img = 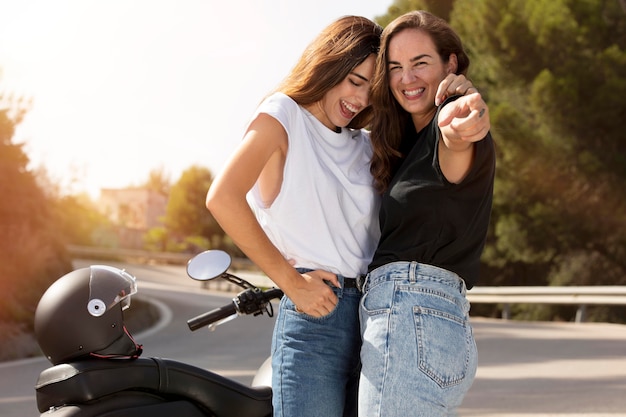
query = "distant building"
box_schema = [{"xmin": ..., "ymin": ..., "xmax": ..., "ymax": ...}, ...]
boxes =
[{"xmin": 99, "ymin": 187, "xmax": 167, "ymax": 248}]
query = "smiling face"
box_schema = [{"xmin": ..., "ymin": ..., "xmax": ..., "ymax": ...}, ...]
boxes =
[
  {"xmin": 387, "ymin": 28, "xmax": 457, "ymax": 130},
  {"xmin": 305, "ymin": 54, "xmax": 376, "ymax": 131}
]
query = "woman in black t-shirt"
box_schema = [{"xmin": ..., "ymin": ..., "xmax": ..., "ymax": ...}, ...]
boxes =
[{"xmin": 358, "ymin": 11, "xmax": 495, "ymax": 417}]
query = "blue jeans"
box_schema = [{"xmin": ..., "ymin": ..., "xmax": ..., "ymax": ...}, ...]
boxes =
[
  {"xmin": 358, "ymin": 262, "xmax": 477, "ymax": 417},
  {"xmin": 271, "ymin": 273, "xmax": 362, "ymax": 417}
]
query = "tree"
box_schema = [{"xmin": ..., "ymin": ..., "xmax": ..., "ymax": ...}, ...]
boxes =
[
  {"xmin": 162, "ymin": 165, "xmax": 224, "ymax": 252},
  {"xmin": 143, "ymin": 166, "xmax": 171, "ymax": 197},
  {"xmin": 0, "ymin": 92, "xmax": 72, "ymax": 326},
  {"xmin": 449, "ymin": 0, "xmax": 626, "ymax": 292},
  {"xmin": 376, "ymin": 0, "xmax": 626, "ymax": 321},
  {"xmin": 52, "ymin": 193, "xmax": 114, "ymax": 246},
  {"xmin": 376, "ymin": 0, "xmax": 455, "ymax": 26}
]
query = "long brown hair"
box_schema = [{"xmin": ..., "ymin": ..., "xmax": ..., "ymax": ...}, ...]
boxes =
[
  {"xmin": 369, "ymin": 11, "xmax": 470, "ymax": 193},
  {"xmin": 276, "ymin": 15, "xmax": 382, "ymax": 129}
]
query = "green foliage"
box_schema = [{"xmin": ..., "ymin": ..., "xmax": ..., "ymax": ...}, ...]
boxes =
[
  {"xmin": 182, "ymin": 235, "xmax": 212, "ymax": 253},
  {"xmin": 0, "ymin": 101, "xmax": 72, "ymax": 326},
  {"xmin": 143, "ymin": 226, "xmax": 170, "ymax": 252},
  {"xmin": 52, "ymin": 193, "xmax": 114, "ymax": 246},
  {"xmin": 377, "ymin": 0, "xmax": 626, "ymax": 322},
  {"xmin": 142, "ymin": 166, "xmax": 171, "ymax": 197},
  {"xmin": 219, "ymin": 234, "xmax": 245, "ymax": 258},
  {"xmin": 2, "ymin": 0, "xmax": 624, "ymax": 327},
  {"xmin": 445, "ymin": 0, "xmax": 626, "ymax": 291},
  {"xmin": 375, "ymin": 0, "xmax": 455, "ymax": 26},
  {"xmin": 163, "ymin": 165, "xmax": 224, "ymax": 251}
]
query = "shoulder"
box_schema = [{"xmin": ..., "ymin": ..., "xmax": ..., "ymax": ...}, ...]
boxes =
[
  {"xmin": 245, "ymin": 96, "xmax": 292, "ymax": 143},
  {"xmin": 260, "ymin": 92, "xmax": 299, "ymax": 114},
  {"xmin": 255, "ymin": 93, "xmax": 304, "ymax": 128}
]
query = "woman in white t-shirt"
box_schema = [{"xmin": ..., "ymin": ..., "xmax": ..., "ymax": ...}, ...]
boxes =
[{"xmin": 206, "ymin": 15, "xmax": 481, "ymax": 417}]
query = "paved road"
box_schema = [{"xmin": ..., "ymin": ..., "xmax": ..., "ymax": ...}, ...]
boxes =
[
  {"xmin": 0, "ymin": 261, "xmax": 277, "ymax": 417},
  {"xmin": 461, "ymin": 318, "xmax": 626, "ymax": 416},
  {"xmin": 2, "ymin": 260, "xmax": 626, "ymax": 416}
]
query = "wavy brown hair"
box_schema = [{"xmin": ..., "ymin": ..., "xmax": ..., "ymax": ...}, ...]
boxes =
[
  {"xmin": 275, "ymin": 15, "xmax": 382, "ymax": 130},
  {"xmin": 369, "ymin": 11, "xmax": 470, "ymax": 193}
]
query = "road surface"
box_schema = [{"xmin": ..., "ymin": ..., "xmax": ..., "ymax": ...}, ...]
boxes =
[{"xmin": 2, "ymin": 260, "xmax": 626, "ymax": 416}]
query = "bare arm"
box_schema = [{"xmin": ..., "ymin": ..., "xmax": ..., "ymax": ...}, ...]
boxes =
[{"xmin": 206, "ymin": 113, "xmax": 339, "ymax": 317}]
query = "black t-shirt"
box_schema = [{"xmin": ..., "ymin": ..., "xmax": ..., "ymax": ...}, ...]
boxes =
[{"xmin": 368, "ymin": 99, "xmax": 495, "ymax": 289}]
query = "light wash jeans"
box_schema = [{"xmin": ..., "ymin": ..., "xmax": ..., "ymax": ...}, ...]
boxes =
[
  {"xmin": 358, "ymin": 261, "xmax": 477, "ymax": 417},
  {"xmin": 272, "ymin": 271, "xmax": 362, "ymax": 417}
]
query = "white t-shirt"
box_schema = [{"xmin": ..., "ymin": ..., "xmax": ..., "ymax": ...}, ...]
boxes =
[{"xmin": 247, "ymin": 92, "xmax": 380, "ymax": 277}]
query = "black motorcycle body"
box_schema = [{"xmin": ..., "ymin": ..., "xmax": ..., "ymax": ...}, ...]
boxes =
[
  {"xmin": 35, "ymin": 357, "xmax": 272, "ymax": 417},
  {"xmin": 34, "ymin": 250, "xmax": 281, "ymax": 417}
]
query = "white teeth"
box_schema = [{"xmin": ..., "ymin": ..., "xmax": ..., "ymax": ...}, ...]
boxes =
[
  {"xmin": 404, "ymin": 88, "xmax": 425, "ymax": 97},
  {"xmin": 342, "ymin": 100, "xmax": 358, "ymax": 113}
]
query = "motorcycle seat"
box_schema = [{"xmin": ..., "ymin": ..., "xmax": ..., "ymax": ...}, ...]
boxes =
[{"xmin": 35, "ymin": 357, "xmax": 273, "ymax": 417}]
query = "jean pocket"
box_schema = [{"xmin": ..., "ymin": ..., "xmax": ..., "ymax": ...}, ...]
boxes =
[
  {"xmin": 284, "ymin": 295, "xmax": 339, "ymax": 322},
  {"xmin": 361, "ymin": 281, "xmax": 394, "ymax": 316},
  {"xmin": 413, "ymin": 305, "xmax": 473, "ymax": 388}
]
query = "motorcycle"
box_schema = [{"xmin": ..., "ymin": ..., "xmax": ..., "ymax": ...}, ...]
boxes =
[{"xmin": 33, "ymin": 250, "xmax": 282, "ymax": 417}]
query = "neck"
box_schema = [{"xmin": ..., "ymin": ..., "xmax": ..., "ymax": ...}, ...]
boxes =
[
  {"xmin": 304, "ymin": 102, "xmax": 339, "ymax": 132},
  {"xmin": 411, "ymin": 107, "xmax": 437, "ymax": 133}
]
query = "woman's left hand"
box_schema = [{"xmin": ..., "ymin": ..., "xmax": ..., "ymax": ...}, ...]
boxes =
[
  {"xmin": 437, "ymin": 92, "xmax": 490, "ymax": 183},
  {"xmin": 435, "ymin": 74, "xmax": 478, "ymax": 106},
  {"xmin": 438, "ymin": 92, "xmax": 490, "ymax": 143}
]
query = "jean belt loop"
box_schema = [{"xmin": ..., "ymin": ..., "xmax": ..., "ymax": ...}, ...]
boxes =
[
  {"xmin": 459, "ymin": 277, "xmax": 467, "ymax": 296},
  {"xmin": 409, "ymin": 261, "xmax": 417, "ymax": 283},
  {"xmin": 335, "ymin": 275, "xmax": 344, "ymax": 297},
  {"xmin": 357, "ymin": 274, "xmax": 367, "ymax": 293}
]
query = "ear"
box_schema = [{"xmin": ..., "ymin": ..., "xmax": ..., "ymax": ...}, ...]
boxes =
[{"xmin": 447, "ymin": 53, "xmax": 458, "ymax": 74}]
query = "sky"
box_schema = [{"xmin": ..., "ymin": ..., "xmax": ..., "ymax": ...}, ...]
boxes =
[{"xmin": 0, "ymin": 0, "xmax": 391, "ymax": 198}]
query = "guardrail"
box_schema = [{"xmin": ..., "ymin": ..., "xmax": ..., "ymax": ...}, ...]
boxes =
[
  {"xmin": 68, "ymin": 246, "xmax": 626, "ymax": 323},
  {"xmin": 67, "ymin": 245, "xmax": 191, "ymax": 264},
  {"xmin": 468, "ymin": 286, "xmax": 626, "ymax": 322}
]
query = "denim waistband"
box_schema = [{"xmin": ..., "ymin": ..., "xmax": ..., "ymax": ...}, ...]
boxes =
[
  {"xmin": 363, "ymin": 261, "xmax": 466, "ymax": 295},
  {"xmin": 295, "ymin": 268, "xmax": 362, "ymax": 293}
]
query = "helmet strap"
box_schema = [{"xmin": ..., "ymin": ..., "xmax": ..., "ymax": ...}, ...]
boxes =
[{"xmin": 89, "ymin": 325, "xmax": 143, "ymax": 360}]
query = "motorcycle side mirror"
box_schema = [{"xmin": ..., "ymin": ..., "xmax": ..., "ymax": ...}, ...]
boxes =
[{"xmin": 186, "ymin": 250, "xmax": 232, "ymax": 281}]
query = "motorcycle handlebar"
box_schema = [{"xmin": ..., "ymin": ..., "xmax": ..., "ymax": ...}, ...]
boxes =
[
  {"xmin": 187, "ymin": 304, "xmax": 238, "ymax": 331},
  {"xmin": 187, "ymin": 287, "xmax": 284, "ymax": 331}
]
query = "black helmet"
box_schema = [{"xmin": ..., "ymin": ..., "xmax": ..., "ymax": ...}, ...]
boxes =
[{"xmin": 35, "ymin": 265, "xmax": 142, "ymax": 365}]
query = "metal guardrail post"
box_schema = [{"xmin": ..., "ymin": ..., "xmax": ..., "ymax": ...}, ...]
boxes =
[
  {"xmin": 502, "ymin": 303, "xmax": 511, "ymax": 320},
  {"xmin": 575, "ymin": 305, "xmax": 587, "ymax": 323}
]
